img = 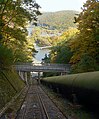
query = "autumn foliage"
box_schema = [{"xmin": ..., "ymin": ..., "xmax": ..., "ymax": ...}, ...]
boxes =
[{"xmin": 48, "ymin": 0, "xmax": 99, "ymax": 73}]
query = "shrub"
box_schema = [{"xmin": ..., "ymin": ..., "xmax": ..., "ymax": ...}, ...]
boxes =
[{"xmin": 0, "ymin": 45, "xmax": 14, "ymax": 69}]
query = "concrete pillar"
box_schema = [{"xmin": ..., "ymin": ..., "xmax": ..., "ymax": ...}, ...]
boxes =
[
  {"xmin": 61, "ymin": 72, "xmax": 67, "ymax": 76},
  {"xmin": 61, "ymin": 72, "xmax": 63, "ymax": 76},
  {"xmin": 38, "ymin": 72, "xmax": 40, "ymax": 84},
  {"xmin": 20, "ymin": 72, "xmax": 24, "ymax": 80},
  {"xmin": 30, "ymin": 72, "xmax": 32, "ymax": 85},
  {"xmin": 18, "ymin": 71, "xmax": 21, "ymax": 76},
  {"xmin": 25, "ymin": 72, "xmax": 28, "ymax": 85}
]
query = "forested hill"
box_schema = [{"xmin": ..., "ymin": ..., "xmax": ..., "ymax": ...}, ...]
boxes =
[{"xmin": 38, "ymin": 10, "xmax": 79, "ymax": 30}]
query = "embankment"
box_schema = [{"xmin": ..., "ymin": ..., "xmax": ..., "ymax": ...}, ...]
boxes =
[{"xmin": 0, "ymin": 69, "xmax": 25, "ymax": 110}]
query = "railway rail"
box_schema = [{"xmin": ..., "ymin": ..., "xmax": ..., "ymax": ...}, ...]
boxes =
[{"xmin": 16, "ymin": 84, "xmax": 67, "ymax": 119}]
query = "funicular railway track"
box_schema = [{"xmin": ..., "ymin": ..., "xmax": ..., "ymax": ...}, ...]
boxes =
[{"xmin": 16, "ymin": 84, "xmax": 67, "ymax": 119}]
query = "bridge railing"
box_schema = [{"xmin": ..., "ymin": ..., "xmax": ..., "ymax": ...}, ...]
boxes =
[
  {"xmin": 15, "ymin": 62, "xmax": 71, "ymax": 67},
  {"xmin": 14, "ymin": 63, "xmax": 71, "ymax": 73}
]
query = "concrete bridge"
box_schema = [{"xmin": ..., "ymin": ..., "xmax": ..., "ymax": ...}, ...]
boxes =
[
  {"xmin": 15, "ymin": 63, "xmax": 70, "ymax": 73},
  {"xmin": 36, "ymin": 46, "xmax": 52, "ymax": 50},
  {"xmin": 14, "ymin": 63, "xmax": 71, "ymax": 85}
]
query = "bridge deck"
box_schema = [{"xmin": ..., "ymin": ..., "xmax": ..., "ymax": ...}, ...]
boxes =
[{"xmin": 15, "ymin": 63, "xmax": 71, "ymax": 73}]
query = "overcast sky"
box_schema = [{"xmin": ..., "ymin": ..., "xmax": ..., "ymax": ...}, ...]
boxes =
[{"xmin": 36, "ymin": 0, "xmax": 87, "ymax": 12}]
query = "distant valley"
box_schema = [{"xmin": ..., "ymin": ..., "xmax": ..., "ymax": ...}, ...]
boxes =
[{"xmin": 31, "ymin": 10, "xmax": 79, "ymax": 46}]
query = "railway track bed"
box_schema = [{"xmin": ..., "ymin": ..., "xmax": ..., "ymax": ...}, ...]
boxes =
[{"xmin": 16, "ymin": 85, "xmax": 67, "ymax": 119}]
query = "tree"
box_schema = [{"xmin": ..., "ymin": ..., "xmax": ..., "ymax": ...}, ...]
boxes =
[
  {"xmin": 0, "ymin": 0, "xmax": 41, "ymax": 66},
  {"xmin": 49, "ymin": 28, "xmax": 78, "ymax": 64},
  {"xmin": 42, "ymin": 54, "xmax": 50, "ymax": 63},
  {"xmin": 0, "ymin": 0, "xmax": 41, "ymax": 43},
  {"xmin": 0, "ymin": 45, "xmax": 14, "ymax": 68},
  {"xmin": 50, "ymin": 44, "xmax": 72, "ymax": 64},
  {"xmin": 70, "ymin": 0, "xmax": 99, "ymax": 72}
]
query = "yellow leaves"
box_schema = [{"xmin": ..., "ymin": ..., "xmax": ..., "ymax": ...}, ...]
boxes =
[
  {"xmin": 50, "ymin": 53, "xmax": 57, "ymax": 63},
  {"xmin": 70, "ymin": 49, "xmax": 83, "ymax": 64},
  {"xmin": 56, "ymin": 28, "xmax": 79, "ymax": 45},
  {"xmin": 70, "ymin": 54, "xmax": 80, "ymax": 64},
  {"xmin": 87, "ymin": 28, "xmax": 92, "ymax": 31},
  {"xmin": 70, "ymin": 32, "xmax": 98, "ymax": 64},
  {"xmin": 62, "ymin": 28, "xmax": 79, "ymax": 38},
  {"xmin": 69, "ymin": 0, "xmax": 99, "ymax": 72}
]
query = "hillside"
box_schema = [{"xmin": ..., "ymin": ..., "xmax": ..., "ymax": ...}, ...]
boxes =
[
  {"xmin": 38, "ymin": 10, "xmax": 79, "ymax": 30},
  {"xmin": 0, "ymin": 70, "xmax": 25, "ymax": 110}
]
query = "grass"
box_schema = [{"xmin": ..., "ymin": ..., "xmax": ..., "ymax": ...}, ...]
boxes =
[
  {"xmin": 0, "ymin": 69, "xmax": 25, "ymax": 110},
  {"xmin": 4, "ymin": 86, "xmax": 28, "ymax": 119}
]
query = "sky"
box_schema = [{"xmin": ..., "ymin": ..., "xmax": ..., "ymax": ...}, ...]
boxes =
[{"xmin": 36, "ymin": 0, "xmax": 87, "ymax": 12}]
